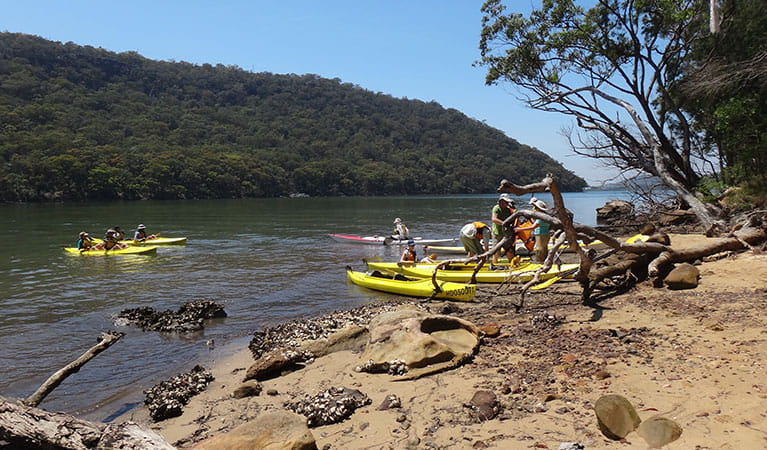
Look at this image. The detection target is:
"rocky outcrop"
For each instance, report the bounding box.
[144,365,214,421]
[356,310,480,380]
[193,410,317,450]
[115,299,226,333]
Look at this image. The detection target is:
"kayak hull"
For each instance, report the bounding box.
[123,237,187,246]
[346,267,475,301]
[64,246,158,256]
[398,263,581,283]
[330,234,457,246]
[92,236,187,246]
[366,260,527,274]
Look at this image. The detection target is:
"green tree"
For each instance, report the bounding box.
[478,0,725,230]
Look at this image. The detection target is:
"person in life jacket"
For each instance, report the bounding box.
[398,239,418,266]
[515,198,551,263]
[76,232,93,251]
[392,217,410,240]
[102,229,127,251]
[459,222,490,257]
[134,224,157,242]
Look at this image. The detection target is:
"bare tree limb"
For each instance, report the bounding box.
[25,331,125,407]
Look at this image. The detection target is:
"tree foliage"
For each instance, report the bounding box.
[674,0,767,187]
[0,32,586,202]
[478,0,733,230]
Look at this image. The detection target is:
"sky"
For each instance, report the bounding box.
[3,0,613,185]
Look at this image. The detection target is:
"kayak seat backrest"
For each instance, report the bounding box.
[370,270,386,278]
[393,273,410,281]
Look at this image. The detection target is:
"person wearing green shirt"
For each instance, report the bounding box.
[491,194,517,265]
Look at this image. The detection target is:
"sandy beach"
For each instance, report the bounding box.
[121,233,767,449]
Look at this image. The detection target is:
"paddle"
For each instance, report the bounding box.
[530,247,620,290]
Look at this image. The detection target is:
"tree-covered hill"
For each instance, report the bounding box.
[0,32,586,202]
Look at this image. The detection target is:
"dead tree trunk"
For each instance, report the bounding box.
[496,176,767,308]
[0,397,175,449]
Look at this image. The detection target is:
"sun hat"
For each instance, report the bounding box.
[137,224,146,229]
[407,239,415,246]
[532,199,548,210]
[528,197,537,205]
[79,232,87,238]
[498,193,515,206]
[393,218,402,224]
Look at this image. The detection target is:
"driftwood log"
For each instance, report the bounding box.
[0,397,174,449]
[0,331,176,449]
[25,332,124,407]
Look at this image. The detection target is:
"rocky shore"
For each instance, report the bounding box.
[119,233,767,449]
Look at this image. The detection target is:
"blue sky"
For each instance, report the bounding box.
[3,0,611,184]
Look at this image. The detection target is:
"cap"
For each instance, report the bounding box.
[79,232,88,237]
[532,199,548,210]
[407,239,415,246]
[393,218,402,224]
[137,224,146,229]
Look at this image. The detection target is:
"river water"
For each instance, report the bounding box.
[0,191,628,421]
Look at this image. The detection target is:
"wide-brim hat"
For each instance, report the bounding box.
[393,218,402,224]
[498,194,515,206]
[532,199,548,210]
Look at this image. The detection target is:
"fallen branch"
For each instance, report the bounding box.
[25,331,125,407]
[0,396,174,449]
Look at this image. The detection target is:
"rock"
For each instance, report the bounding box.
[115,300,226,333]
[596,200,634,226]
[558,443,585,450]
[232,380,262,399]
[468,390,499,421]
[193,410,317,450]
[284,387,371,428]
[664,263,700,290]
[479,323,501,337]
[144,365,214,422]
[594,394,641,440]
[377,394,402,410]
[658,209,697,226]
[358,310,480,380]
[244,348,313,381]
[637,415,683,448]
[300,325,369,357]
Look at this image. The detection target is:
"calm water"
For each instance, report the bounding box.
[0,191,628,420]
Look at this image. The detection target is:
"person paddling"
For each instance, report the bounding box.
[134,224,157,242]
[76,232,93,251]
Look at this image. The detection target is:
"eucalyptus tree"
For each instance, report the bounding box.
[478,0,724,231]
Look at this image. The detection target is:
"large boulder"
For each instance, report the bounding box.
[244,348,312,382]
[594,394,641,440]
[193,410,317,450]
[299,325,369,357]
[596,200,634,226]
[357,310,480,379]
[664,263,700,290]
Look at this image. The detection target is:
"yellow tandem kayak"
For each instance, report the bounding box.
[346,267,476,302]
[63,246,158,256]
[397,263,581,283]
[92,236,187,246]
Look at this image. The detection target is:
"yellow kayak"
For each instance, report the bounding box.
[346,267,476,301]
[398,263,581,283]
[92,236,187,246]
[64,246,158,256]
[366,260,528,274]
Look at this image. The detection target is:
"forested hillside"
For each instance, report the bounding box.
[0,32,586,202]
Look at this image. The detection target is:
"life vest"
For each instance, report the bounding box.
[515,220,536,251]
